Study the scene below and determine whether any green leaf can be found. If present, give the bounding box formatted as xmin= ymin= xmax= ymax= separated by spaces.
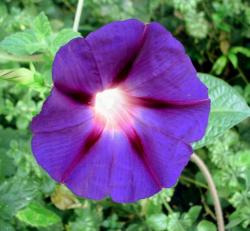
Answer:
xmin=0 ymin=12 xmax=52 ymax=56
xmin=140 ymin=189 xmax=174 ymax=216
xmin=146 ymin=214 xmax=168 ymax=231
xmin=244 ymin=84 xmax=250 ymax=104
xmin=0 ymin=177 xmax=38 ymax=219
xmin=193 ymin=73 xmax=250 ymax=149
xmin=0 ymin=2 xmax=7 ymax=25
xmin=126 ymin=223 xmax=146 ymax=231
xmin=197 ymin=220 xmax=216 ymax=231
xmin=227 ymin=207 xmax=250 ymax=229
xmin=0 ymin=219 xmax=15 ymax=231
xmin=228 ymin=52 xmax=238 ymax=68
xmin=0 ymin=30 xmax=44 ymax=55
xmin=33 ymin=12 xmax=52 ymax=39
xmin=16 ymin=202 xmax=61 ymax=228
xmin=67 ymin=202 xmax=102 ymax=231
xmin=165 ymin=213 xmax=185 ymax=231
xmin=183 ymin=206 xmax=202 ymax=226
xmin=50 ymin=28 xmax=81 ymax=54
xmin=230 ymin=46 xmax=250 ymax=58
xmin=0 ymin=127 xmax=18 ymax=180
xmin=211 ymin=55 xmax=228 ymax=75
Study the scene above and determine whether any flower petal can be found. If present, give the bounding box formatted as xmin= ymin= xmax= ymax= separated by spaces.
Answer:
xmin=64 ymin=130 xmax=160 ymax=202
xmin=86 ymin=19 xmax=145 ymax=87
xmin=32 ymin=109 xmax=193 ymax=202
xmin=131 ymin=101 xmax=210 ymax=143
xmin=52 ymin=37 xmax=103 ymax=96
xmin=63 ymin=132 xmax=114 ymax=200
xmin=31 ymin=88 xmax=93 ymax=133
xmin=110 ymin=122 xmax=192 ymax=202
xmin=64 ymin=122 xmax=192 ymax=202
xmin=32 ymin=121 xmax=94 ymax=182
xmin=131 ymin=121 xmax=193 ymax=188
xmin=122 ymin=22 xmax=208 ymax=103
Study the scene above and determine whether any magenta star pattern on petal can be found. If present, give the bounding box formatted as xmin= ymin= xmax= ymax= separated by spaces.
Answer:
xmin=31 ymin=19 xmax=210 ymax=203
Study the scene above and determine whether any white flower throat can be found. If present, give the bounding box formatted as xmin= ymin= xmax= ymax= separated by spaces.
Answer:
xmin=94 ymin=88 xmax=131 ymax=130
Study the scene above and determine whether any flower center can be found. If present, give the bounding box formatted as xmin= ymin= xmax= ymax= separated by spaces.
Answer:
xmin=94 ymin=88 xmax=129 ymax=130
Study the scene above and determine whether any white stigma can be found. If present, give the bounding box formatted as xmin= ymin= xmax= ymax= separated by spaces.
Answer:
xmin=94 ymin=88 xmax=127 ymax=129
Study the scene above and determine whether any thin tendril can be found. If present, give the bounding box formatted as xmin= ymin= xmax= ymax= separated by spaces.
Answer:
xmin=191 ymin=153 xmax=225 ymax=231
xmin=73 ymin=0 xmax=84 ymax=32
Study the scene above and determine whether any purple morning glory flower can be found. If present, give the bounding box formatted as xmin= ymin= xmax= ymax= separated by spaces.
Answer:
xmin=31 ymin=19 xmax=210 ymax=203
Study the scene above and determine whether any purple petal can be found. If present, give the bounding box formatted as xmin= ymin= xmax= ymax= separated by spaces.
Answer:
xmin=110 ymin=121 xmax=192 ymax=202
xmin=65 ymin=129 xmax=161 ymax=202
xmin=86 ymin=19 xmax=145 ymax=87
xmin=131 ymin=121 xmax=193 ymax=188
xmin=63 ymin=132 xmax=114 ymax=200
xmin=31 ymin=92 xmax=197 ymax=202
xmin=65 ymin=122 xmax=192 ymax=202
xmin=52 ymin=37 xmax=103 ymax=96
xmin=130 ymin=101 xmax=210 ymax=143
xmin=109 ymin=130 xmax=161 ymax=202
xmin=31 ymin=88 xmax=94 ymax=133
xmin=32 ymin=121 xmax=94 ymax=182
xmin=121 ymin=22 xmax=208 ymax=103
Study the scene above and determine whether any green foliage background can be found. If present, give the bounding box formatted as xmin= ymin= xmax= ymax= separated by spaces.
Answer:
xmin=0 ymin=0 xmax=250 ymax=230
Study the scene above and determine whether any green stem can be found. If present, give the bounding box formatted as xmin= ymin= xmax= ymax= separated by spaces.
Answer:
xmin=73 ymin=0 xmax=84 ymax=32
xmin=180 ymin=175 xmax=208 ymax=189
xmin=200 ymin=190 xmax=216 ymax=220
xmin=63 ymin=0 xmax=75 ymax=12
xmin=163 ymin=201 xmax=173 ymax=214
xmin=163 ymin=201 xmax=186 ymax=231
xmin=237 ymin=66 xmax=249 ymax=84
